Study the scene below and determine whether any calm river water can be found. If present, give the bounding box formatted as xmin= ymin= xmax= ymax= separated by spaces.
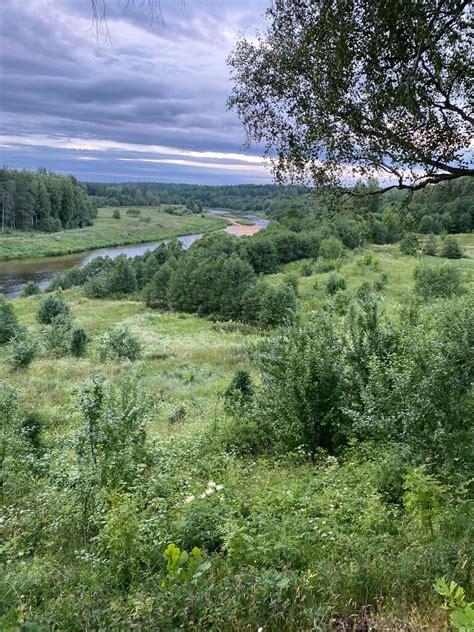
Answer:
xmin=0 ymin=213 xmax=268 ymax=298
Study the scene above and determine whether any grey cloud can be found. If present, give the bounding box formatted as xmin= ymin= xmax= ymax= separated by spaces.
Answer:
xmin=0 ymin=0 xmax=270 ymax=183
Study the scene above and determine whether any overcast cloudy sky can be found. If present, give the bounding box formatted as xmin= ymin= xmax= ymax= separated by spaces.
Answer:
xmin=0 ymin=0 xmax=271 ymax=183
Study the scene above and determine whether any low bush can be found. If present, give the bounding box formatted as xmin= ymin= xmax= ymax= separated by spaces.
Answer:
xmin=320 ymin=236 xmax=343 ymax=261
xmin=37 ymin=294 xmax=70 ymax=324
xmin=20 ymin=281 xmax=41 ymax=297
xmin=326 ymin=273 xmax=346 ymax=295
xmin=399 ymin=232 xmax=420 ymax=256
xmin=440 ymin=235 xmax=463 ymax=259
xmin=414 ymin=263 xmax=463 ymax=299
xmin=70 ymin=328 xmax=88 ymax=357
xmin=98 ymin=328 xmax=142 ymax=361
xmin=8 ymin=331 xmax=39 ymax=371
xmin=0 ymin=295 xmax=20 ymax=345
xmin=43 ymin=313 xmax=73 ymax=357
xmin=423 ymin=233 xmax=438 ymax=256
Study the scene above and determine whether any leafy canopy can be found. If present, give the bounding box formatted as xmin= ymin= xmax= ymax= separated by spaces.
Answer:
xmin=228 ymin=0 xmax=473 ymax=193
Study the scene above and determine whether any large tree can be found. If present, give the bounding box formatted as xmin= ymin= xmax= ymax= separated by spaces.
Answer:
xmin=228 ymin=0 xmax=473 ymax=193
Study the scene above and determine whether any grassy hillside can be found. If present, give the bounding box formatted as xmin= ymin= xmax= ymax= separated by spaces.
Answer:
xmin=1 ymin=237 xmax=473 ymax=630
xmin=0 ymin=206 xmax=227 ymax=261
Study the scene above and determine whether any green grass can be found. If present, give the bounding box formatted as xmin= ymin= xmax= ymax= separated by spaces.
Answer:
xmin=278 ymin=236 xmax=474 ymax=315
xmin=0 ymin=206 xmax=227 ymax=261
xmin=1 ymin=238 xmax=472 ymax=630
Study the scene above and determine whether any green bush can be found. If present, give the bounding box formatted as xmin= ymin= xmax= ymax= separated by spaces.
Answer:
xmin=300 ymin=260 xmax=313 ymax=277
xmin=112 ymin=209 xmax=121 ymax=219
xmin=44 ymin=313 xmax=73 ymax=357
xmin=320 ymin=236 xmax=343 ymax=261
xmin=414 ymin=263 xmax=463 ymax=299
xmin=224 ymin=370 xmax=253 ymax=414
xmin=8 ymin=331 xmax=39 ymax=371
xmin=423 ymin=233 xmax=438 ymax=256
xmin=70 ymin=328 xmax=88 ymax=357
xmin=241 ymin=279 xmax=296 ymax=327
xmin=399 ymin=232 xmax=420 ymax=256
xmin=0 ymin=295 xmax=20 ymax=345
xmin=440 ymin=235 xmax=463 ymax=259
xmin=326 ymin=273 xmax=346 ymax=295
xmin=20 ymin=281 xmax=41 ymax=297
xmin=98 ymin=328 xmax=142 ymax=361
xmin=36 ymin=294 xmax=70 ymax=325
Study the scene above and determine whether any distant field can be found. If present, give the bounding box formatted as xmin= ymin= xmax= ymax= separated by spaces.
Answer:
xmin=279 ymin=233 xmax=474 ymax=315
xmin=0 ymin=206 xmax=227 ymax=261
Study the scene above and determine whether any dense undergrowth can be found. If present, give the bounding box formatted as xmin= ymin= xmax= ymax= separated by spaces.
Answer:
xmin=0 ymin=228 xmax=473 ymax=630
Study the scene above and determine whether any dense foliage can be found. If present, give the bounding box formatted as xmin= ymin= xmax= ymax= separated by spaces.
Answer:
xmin=0 ymin=209 xmax=472 ymax=630
xmin=228 ymin=0 xmax=473 ymax=191
xmin=0 ymin=168 xmax=97 ymax=232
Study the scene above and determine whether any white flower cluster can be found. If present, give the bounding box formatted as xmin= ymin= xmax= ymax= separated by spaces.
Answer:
xmin=184 ymin=481 xmax=224 ymax=504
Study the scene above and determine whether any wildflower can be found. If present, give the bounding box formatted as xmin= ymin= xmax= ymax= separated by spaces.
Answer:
xmin=184 ymin=495 xmax=195 ymax=504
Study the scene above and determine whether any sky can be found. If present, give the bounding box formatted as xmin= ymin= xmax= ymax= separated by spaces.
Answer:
xmin=0 ymin=0 xmax=272 ymax=184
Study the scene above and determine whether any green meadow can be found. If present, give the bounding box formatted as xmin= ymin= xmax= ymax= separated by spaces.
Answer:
xmin=0 ymin=206 xmax=227 ymax=261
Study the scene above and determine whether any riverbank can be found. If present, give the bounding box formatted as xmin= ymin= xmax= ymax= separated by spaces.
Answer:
xmin=0 ymin=206 xmax=228 ymax=261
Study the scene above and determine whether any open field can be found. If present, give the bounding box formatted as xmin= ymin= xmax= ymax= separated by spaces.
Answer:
xmin=0 ymin=206 xmax=227 ymax=261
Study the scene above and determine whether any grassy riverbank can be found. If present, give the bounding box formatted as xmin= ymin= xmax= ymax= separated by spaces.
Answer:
xmin=0 ymin=206 xmax=228 ymax=261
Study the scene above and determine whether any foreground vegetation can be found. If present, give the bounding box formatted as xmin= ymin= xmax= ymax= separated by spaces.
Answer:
xmin=1 ymin=227 xmax=472 ymax=630
xmin=0 ymin=207 xmax=227 ymax=261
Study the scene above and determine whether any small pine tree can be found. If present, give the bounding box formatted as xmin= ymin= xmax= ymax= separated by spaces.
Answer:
xmin=37 ymin=294 xmax=70 ymax=324
xmin=224 ymin=370 xmax=254 ymax=414
xmin=440 ymin=235 xmax=463 ymax=259
xmin=70 ymin=328 xmax=88 ymax=357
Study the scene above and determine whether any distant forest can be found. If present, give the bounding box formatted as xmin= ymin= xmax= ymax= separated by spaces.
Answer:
xmin=0 ymin=168 xmax=97 ymax=232
xmin=87 ymin=178 xmax=473 ymax=234
xmin=1 ymin=168 xmax=472 ymax=235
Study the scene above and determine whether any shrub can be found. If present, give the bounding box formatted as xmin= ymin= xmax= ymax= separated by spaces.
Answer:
xmin=440 ymin=235 xmax=463 ymax=259
xmin=326 ymin=273 xmax=346 ymax=295
xmin=98 ymin=328 xmax=142 ymax=361
xmin=8 ymin=331 xmax=39 ymax=371
xmin=300 ymin=260 xmax=313 ymax=277
xmin=355 ymin=251 xmax=379 ymax=271
xmin=70 ymin=328 xmax=88 ymax=357
xmin=253 ymin=314 xmax=348 ymax=456
xmin=241 ymin=280 xmax=296 ymax=327
xmin=414 ymin=263 xmax=463 ymax=299
xmin=20 ymin=281 xmax=41 ymax=297
xmin=112 ymin=209 xmax=121 ymax=219
xmin=36 ymin=294 xmax=70 ymax=324
xmin=320 ymin=236 xmax=343 ymax=261
xmin=423 ymin=234 xmax=438 ymax=256
xmin=224 ymin=370 xmax=253 ymax=414
xmin=399 ymin=232 xmax=420 ymax=256
xmin=0 ymin=295 xmax=20 ymax=345
xmin=43 ymin=313 xmax=73 ymax=357
xmin=126 ymin=208 xmax=141 ymax=217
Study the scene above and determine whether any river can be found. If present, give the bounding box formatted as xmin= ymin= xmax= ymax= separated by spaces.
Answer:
xmin=0 ymin=213 xmax=269 ymax=298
